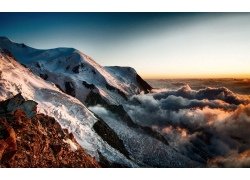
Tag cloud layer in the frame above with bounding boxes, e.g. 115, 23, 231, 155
124, 84, 250, 166
147, 78, 250, 95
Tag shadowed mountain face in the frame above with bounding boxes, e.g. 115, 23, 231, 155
136, 74, 152, 93
0, 94, 100, 168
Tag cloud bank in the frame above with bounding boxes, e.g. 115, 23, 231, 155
124, 84, 250, 166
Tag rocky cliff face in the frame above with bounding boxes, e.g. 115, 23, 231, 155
0, 93, 100, 168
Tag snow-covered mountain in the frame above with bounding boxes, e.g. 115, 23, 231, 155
0, 36, 151, 106
0, 36, 204, 167
0, 43, 137, 167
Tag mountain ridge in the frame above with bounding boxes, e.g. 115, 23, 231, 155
0, 44, 138, 167
0, 37, 204, 167
0, 36, 152, 106
0, 93, 100, 168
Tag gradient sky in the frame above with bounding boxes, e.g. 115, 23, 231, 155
0, 12, 250, 79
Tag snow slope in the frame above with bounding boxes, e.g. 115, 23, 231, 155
0, 47, 137, 167
0, 37, 150, 106
0, 37, 203, 167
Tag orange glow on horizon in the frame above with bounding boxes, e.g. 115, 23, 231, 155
141, 73, 250, 79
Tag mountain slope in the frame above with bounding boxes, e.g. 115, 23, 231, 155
0, 37, 204, 167
0, 37, 152, 106
0, 46, 137, 167
0, 94, 100, 168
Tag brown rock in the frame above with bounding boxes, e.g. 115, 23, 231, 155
0, 94, 101, 168
50, 144, 62, 156
0, 119, 17, 163
0, 140, 8, 160
68, 133, 75, 141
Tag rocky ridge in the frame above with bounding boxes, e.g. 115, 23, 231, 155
0, 93, 100, 168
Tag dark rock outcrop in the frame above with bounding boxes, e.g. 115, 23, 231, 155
140, 126, 169, 146
105, 83, 128, 101
35, 62, 41, 69
55, 84, 64, 93
21, 43, 26, 48
85, 92, 131, 158
97, 151, 129, 168
20, 63, 28, 68
136, 74, 152, 93
0, 118, 17, 164
107, 105, 138, 128
0, 94, 100, 168
90, 69, 96, 74
86, 91, 169, 147
82, 81, 95, 90
65, 65, 70, 70
72, 65, 80, 73
85, 91, 108, 107
106, 84, 115, 91
40, 74, 48, 80
117, 89, 128, 101
65, 82, 75, 97
93, 113, 130, 159
2, 49, 17, 61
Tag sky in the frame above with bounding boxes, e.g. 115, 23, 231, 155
0, 12, 250, 79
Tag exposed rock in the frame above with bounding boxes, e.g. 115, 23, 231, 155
20, 63, 28, 68
90, 69, 96, 74
2, 49, 17, 61
21, 43, 27, 48
72, 65, 80, 73
55, 84, 64, 93
107, 105, 138, 128
86, 91, 169, 149
0, 94, 100, 168
82, 81, 95, 90
0, 93, 38, 119
0, 93, 25, 112
97, 151, 129, 168
65, 65, 70, 70
0, 118, 17, 164
106, 83, 115, 91
140, 126, 169, 146
68, 133, 74, 141
72, 63, 85, 73
105, 83, 127, 100
40, 74, 48, 80
0, 140, 8, 160
92, 113, 130, 159
136, 74, 152, 93
108, 105, 169, 146
85, 90, 107, 107
117, 89, 128, 101
50, 144, 62, 156
35, 62, 41, 69
65, 82, 75, 97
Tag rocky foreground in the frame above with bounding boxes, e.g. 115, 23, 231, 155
0, 93, 100, 168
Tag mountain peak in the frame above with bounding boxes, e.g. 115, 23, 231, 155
0, 36, 12, 42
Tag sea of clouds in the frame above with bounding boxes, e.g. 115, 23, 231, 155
92, 79, 250, 167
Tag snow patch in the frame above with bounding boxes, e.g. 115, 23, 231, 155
63, 139, 78, 152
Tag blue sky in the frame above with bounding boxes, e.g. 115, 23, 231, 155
1, 12, 250, 78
